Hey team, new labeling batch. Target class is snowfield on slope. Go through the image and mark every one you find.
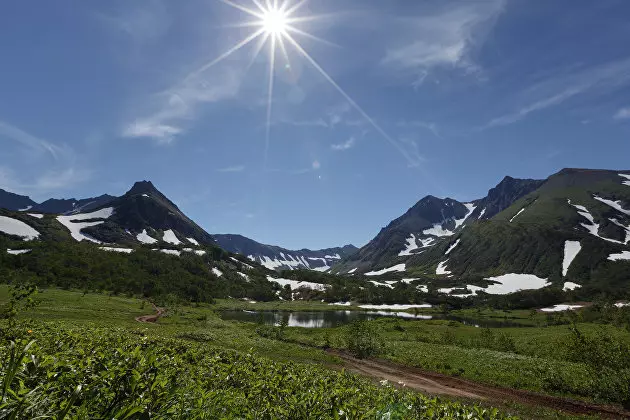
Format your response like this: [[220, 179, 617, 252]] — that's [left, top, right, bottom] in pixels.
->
[[593, 195, 630, 216], [563, 282, 582, 291], [436, 260, 451, 275], [562, 241, 582, 277], [444, 239, 461, 255], [266, 276, 329, 291], [100, 247, 134, 254], [162, 230, 182, 245], [510, 208, 525, 222], [0, 216, 40, 241], [608, 251, 630, 261], [483, 274, 550, 294], [620, 173, 630, 186], [56, 208, 115, 243], [7, 249, 31, 255], [137, 229, 158, 244], [569, 200, 624, 244], [365, 263, 406, 276], [541, 304, 584, 312]]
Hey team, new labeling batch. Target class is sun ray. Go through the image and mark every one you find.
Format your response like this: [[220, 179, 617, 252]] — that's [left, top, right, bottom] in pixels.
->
[[251, 0, 267, 13], [246, 32, 271, 72], [284, 0, 308, 16], [276, 35, 292, 70], [263, 34, 277, 170], [185, 28, 265, 82], [219, 0, 264, 19], [285, 26, 340, 48], [283, 33, 415, 165]]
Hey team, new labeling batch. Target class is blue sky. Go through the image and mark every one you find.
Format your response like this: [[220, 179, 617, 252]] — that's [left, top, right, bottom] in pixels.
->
[[1, 0, 630, 249]]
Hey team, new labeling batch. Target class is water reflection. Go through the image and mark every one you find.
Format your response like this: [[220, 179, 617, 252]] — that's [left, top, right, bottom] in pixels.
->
[[219, 310, 530, 329]]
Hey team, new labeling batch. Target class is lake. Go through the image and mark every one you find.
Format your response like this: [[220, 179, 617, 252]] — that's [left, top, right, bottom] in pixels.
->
[[219, 309, 528, 328]]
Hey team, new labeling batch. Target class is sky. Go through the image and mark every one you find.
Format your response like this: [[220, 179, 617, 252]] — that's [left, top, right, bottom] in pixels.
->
[[1, 0, 630, 250]]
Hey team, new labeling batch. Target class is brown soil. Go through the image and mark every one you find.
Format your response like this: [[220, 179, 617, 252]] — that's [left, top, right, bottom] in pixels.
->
[[329, 350, 630, 419], [135, 303, 165, 323]]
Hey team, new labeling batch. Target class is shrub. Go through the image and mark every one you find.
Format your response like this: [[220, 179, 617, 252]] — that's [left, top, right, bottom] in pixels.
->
[[346, 321, 384, 359]]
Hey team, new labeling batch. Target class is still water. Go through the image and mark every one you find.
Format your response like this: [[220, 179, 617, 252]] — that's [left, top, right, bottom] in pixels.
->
[[219, 310, 527, 328]]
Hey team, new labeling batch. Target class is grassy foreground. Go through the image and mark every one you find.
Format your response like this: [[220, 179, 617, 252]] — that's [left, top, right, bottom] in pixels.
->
[[0, 287, 515, 419]]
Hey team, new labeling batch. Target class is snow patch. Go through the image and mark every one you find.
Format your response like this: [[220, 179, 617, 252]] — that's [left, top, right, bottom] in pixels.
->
[[100, 247, 134, 254], [569, 201, 624, 244], [416, 285, 429, 293], [329, 302, 351, 306], [593, 195, 630, 216], [18, 206, 32, 211], [478, 208, 486, 219], [212, 267, 223, 277], [444, 239, 460, 255], [324, 253, 341, 259], [423, 224, 455, 237], [436, 260, 451, 275], [56, 207, 114, 243], [619, 173, 630, 187], [7, 249, 31, 255], [0, 216, 40, 241], [563, 282, 582, 291], [365, 263, 406, 276], [237, 272, 250, 281], [562, 241, 582, 277], [609, 219, 630, 244], [608, 251, 630, 261], [398, 234, 419, 256], [510, 208, 525, 223], [27, 213, 43, 219], [158, 249, 181, 256], [266, 276, 329, 291], [357, 304, 432, 310], [483, 273, 550, 294], [454, 203, 476, 229], [347, 268, 358, 274], [137, 229, 158, 244], [541, 304, 583, 312], [369, 280, 394, 289], [162, 230, 181, 245], [187, 237, 200, 246]]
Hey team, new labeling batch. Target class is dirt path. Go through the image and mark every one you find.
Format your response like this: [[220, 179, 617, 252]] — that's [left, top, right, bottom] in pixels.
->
[[135, 303, 165, 323], [329, 350, 630, 418]]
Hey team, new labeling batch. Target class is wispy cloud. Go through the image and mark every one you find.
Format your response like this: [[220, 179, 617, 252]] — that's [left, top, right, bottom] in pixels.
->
[[331, 137, 356, 151], [399, 137, 426, 168], [396, 120, 440, 137], [122, 69, 242, 143], [0, 120, 90, 198], [216, 165, 245, 173], [0, 120, 71, 161], [482, 58, 630, 129], [277, 118, 329, 128], [382, 1, 505, 86], [614, 107, 630, 120]]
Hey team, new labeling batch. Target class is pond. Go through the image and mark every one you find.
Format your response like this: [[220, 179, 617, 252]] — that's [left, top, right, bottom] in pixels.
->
[[219, 310, 529, 329]]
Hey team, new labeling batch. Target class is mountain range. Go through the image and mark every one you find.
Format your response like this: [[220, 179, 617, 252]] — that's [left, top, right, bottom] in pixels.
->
[[1, 168, 629, 298]]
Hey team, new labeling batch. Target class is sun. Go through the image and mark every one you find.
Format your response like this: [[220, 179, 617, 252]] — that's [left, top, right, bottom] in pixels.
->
[[261, 8, 288, 35]]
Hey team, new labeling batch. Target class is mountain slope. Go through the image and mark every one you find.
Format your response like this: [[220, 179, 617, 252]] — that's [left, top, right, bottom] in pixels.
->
[[406, 169, 630, 290], [0, 188, 36, 211], [214, 233, 357, 271], [333, 176, 543, 275], [31, 194, 116, 215]]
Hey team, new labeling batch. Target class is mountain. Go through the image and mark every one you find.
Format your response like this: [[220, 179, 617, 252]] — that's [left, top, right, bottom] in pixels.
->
[[334, 168, 630, 296], [333, 176, 544, 274], [71, 181, 216, 246], [214, 234, 358, 272], [0, 188, 36, 211], [31, 194, 117, 215]]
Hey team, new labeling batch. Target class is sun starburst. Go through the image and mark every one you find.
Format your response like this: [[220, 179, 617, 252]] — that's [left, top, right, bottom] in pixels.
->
[[206, 0, 414, 168]]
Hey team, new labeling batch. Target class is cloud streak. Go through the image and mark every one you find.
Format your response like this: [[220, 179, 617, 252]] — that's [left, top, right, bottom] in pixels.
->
[[482, 58, 630, 129], [614, 107, 630, 120], [381, 1, 505, 85], [216, 165, 245, 173], [331, 137, 355, 151]]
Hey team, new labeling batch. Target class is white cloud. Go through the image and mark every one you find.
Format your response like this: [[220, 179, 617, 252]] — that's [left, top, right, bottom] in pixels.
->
[[399, 137, 426, 168], [0, 120, 71, 161], [382, 1, 504, 85], [216, 165, 245, 173], [614, 107, 630, 120], [122, 69, 241, 143], [482, 58, 630, 129], [331, 137, 356, 151]]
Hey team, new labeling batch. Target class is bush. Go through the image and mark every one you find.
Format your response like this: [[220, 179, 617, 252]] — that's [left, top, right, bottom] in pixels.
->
[[346, 321, 384, 359]]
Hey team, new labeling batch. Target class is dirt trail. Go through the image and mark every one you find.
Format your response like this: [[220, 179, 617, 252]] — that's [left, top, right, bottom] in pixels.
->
[[135, 303, 165, 323], [329, 350, 630, 418]]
